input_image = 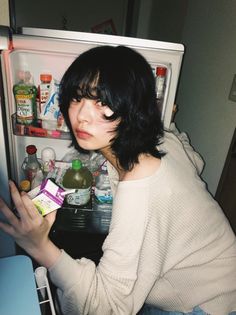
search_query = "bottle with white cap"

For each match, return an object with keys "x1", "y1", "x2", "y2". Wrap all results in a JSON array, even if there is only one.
[
  {"x1": 94, "y1": 163, "x2": 113, "y2": 211},
  {"x1": 41, "y1": 147, "x2": 56, "y2": 176}
]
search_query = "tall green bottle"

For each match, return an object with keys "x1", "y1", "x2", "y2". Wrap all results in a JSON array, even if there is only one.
[
  {"x1": 62, "y1": 159, "x2": 93, "y2": 206},
  {"x1": 13, "y1": 70, "x2": 37, "y2": 125}
]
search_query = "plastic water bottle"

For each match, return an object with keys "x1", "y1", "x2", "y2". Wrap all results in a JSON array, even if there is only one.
[
  {"x1": 62, "y1": 159, "x2": 93, "y2": 206},
  {"x1": 94, "y1": 164, "x2": 113, "y2": 211}
]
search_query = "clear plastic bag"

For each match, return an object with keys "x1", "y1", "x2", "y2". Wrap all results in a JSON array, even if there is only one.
[{"x1": 61, "y1": 149, "x2": 105, "y2": 173}]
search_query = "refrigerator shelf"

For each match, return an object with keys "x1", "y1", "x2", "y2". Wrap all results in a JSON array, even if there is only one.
[
  {"x1": 55, "y1": 202, "x2": 112, "y2": 234},
  {"x1": 35, "y1": 266, "x2": 57, "y2": 315},
  {"x1": 12, "y1": 113, "x2": 71, "y2": 140}
]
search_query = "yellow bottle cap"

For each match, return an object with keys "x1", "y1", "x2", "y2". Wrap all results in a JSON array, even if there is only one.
[{"x1": 19, "y1": 180, "x2": 31, "y2": 192}]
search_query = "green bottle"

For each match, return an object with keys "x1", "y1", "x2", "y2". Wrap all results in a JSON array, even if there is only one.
[
  {"x1": 13, "y1": 70, "x2": 37, "y2": 125},
  {"x1": 62, "y1": 159, "x2": 93, "y2": 206}
]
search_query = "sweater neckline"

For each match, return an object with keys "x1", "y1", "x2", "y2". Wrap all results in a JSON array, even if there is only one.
[{"x1": 116, "y1": 157, "x2": 165, "y2": 187}]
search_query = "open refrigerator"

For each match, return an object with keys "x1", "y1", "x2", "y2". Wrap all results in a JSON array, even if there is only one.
[
  {"x1": 0, "y1": 26, "x2": 184, "y2": 244},
  {"x1": 0, "y1": 26, "x2": 184, "y2": 314}
]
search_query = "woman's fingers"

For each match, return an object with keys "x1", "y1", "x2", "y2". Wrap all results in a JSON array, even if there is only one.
[
  {"x1": 0, "y1": 181, "x2": 57, "y2": 239},
  {"x1": 9, "y1": 180, "x2": 30, "y2": 221},
  {"x1": 0, "y1": 197, "x2": 19, "y2": 237},
  {"x1": 0, "y1": 197, "x2": 19, "y2": 227},
  {"x1": 9, "y1": 181, "x2": 40, "y2": 221},
  {"x1": 0, "y1": 220, "x2": 15, "y2": 236},
  {"x1": 45, "y1": 210, "x2": 57, "y2": 227},
  {"x1": 21, "y1": 192, "x2": 41, "y2": 220}
]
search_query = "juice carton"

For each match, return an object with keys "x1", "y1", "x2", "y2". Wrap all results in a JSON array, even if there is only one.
[{"x1": 27, "y1": 179, "x2": 75, "y2": 216}]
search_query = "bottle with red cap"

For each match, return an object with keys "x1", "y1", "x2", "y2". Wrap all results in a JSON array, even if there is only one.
[
  {"x1": 22, "y1": 145, "x2": 42, "y2": 185},
  {"x1": 155, "y1": 67, "x2": 167, "y2": 100},
  {"x1": 37, "y1": 73, "x2": 52, "y2": 118}
]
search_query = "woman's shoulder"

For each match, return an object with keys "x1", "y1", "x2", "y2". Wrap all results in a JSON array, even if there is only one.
[{"x1": 122, "y1": 155, "x2": 161, "y2": 182}]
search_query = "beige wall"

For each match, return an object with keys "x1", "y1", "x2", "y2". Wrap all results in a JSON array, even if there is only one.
[
  {"x1": 137, "y1": 0, "x2": 235, "y2": 196},
  {"x1": 175, "y1": 0, "x2": 236, "y2": 195},
  {"x1": 149, "y1": 0, "x2": 188, "y2": 43},
  {"x1": 136, "y1": 0, "x2": 187, "y2": 42},
  {"x1": 0, "y1": 0, "x2": 10, "y2": 26}
]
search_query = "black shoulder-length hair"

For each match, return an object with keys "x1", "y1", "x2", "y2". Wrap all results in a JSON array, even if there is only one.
[{"x1": 59, "y1": 45, "x2": 164, "y2": 171}]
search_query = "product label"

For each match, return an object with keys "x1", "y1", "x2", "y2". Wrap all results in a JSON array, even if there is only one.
[
  {"x1": 16, "y1": 94, "x2": 34, "y2": 123},
  {"x1": 66, "y1": 188, "x2": 91, "y2": 206},
  {"x1": 40, "y1": 83, "x2": 51, "y2": 104},
  {"x1": 14, "y1": 84, "x2": 37, "y2": 124},
  {"x1": 31, "y1": 179, "x2": 65, "y2": 216},
  {"x1": 156, "y1": 77, "x2": 165, "y2": 99},
  {"x1": 40, "y1": 80, "x2": 60, "y2": 121},
  {"x1": 33, "y1": 195, "x2": 61, "y2": 216},
  {"x1": 94, "y1": 188, "x2": 113, "y2": 203}
]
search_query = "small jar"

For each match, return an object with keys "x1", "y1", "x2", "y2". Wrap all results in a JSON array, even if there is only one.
[
  {"x1": 41, "y1": 147, "x2": 56, "y2": 175},
  {"x1": 19, "y1": 179, "x2": 31, "y2": 192}
]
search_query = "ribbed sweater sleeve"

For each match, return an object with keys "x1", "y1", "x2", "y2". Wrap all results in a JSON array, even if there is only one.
[{"x1": 49, "y1": 180, "x2": 152, "y2": 315}]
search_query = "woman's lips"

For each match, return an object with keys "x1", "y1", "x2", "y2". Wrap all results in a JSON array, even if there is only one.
[{"x1": 76, "y1": 129, "x2": 92, "y2": 139}]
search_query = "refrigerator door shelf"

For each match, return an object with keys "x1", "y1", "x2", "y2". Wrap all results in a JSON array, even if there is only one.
[
  {"x1": 12, "y1": 113, "x2": 71, "y2": 140},
  {"x1": 10, "y1": 28, "x2": 184, "y2": 130}
]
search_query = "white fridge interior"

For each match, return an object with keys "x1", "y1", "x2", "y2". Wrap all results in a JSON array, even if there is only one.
[{"x1": 1, "y1": 28, "x2": 184, "y2": 185}]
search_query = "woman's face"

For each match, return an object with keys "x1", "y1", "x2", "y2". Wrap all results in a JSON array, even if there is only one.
[{"x1": 68, "y1": 97, "x2": 119, "y2": 153}]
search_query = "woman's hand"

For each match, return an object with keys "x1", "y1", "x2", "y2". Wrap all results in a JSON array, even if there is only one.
[{"x1": 0, "y1": 180, "x2": 61, "y2": 267}]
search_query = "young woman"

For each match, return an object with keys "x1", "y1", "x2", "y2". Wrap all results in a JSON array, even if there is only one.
[{"x1": 0, "y1": 45, "x2": 236, "y2": 315}]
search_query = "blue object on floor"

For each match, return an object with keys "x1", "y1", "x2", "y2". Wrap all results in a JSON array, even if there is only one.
[{"x1": 0, "y1": 255, "x2": 41, "y2": 315}]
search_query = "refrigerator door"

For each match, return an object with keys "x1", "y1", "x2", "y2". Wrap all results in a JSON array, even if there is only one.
[
  {"x1": 1, "y1": 27, "x2": 184, "y2": 184},
  {"x1": 0, "y1": 26, "x2": 12, "y2": 205},
  {"x1": 0, "y1": 58, "x2": 16, "y2": 257},
  {"x1": 0, "y1": 67, "x2": 10, "y2": 205}
]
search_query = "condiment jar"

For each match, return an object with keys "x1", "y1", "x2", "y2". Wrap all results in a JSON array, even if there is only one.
[{"x1": 41, "y1": 147, "x2": 56, "y2": 175}]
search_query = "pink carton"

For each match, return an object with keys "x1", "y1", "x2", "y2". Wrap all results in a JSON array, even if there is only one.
[{"x1": 29, "y1": 179, "x2": 65, "y2": 216}]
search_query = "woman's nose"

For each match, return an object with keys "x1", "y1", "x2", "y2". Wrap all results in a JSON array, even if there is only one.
[{"x1": 76, "y1": 99, "x2": 91, "y2": 122}]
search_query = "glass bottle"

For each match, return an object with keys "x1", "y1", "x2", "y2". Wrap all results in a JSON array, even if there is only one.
[
  {"x1": 62, "y1": 159, "x2": 93, "y2": 206},
  {"x1": 22, "y1": 145, "x2": 42, "y2": 185}
]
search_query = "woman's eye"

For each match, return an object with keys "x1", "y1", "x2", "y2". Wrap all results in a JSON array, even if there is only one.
[
  {"x1": 96, "y1": 100, "x2": 104, "y2": 107},
  {"x1": 71, "y1": 97, "x2": 81, "y2": 103}
]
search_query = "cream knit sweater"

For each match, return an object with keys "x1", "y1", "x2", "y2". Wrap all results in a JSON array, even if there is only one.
[{"x1": 49, "y1": 129, "x2": 236, "y2": 315}]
